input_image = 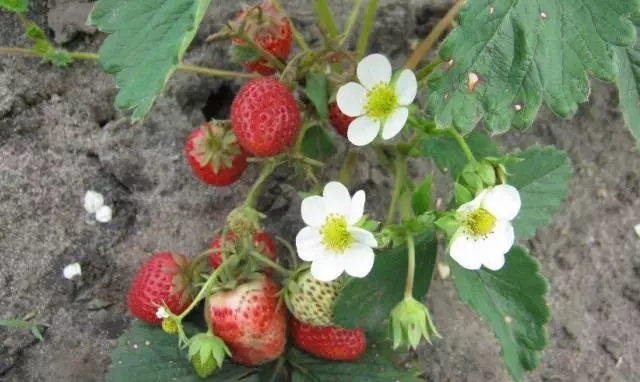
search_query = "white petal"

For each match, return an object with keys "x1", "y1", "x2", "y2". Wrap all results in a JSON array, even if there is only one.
[
  {"x1": 357, "y1": 53, "x2": 392, "y2": 89},
  {"x1": 296, "y1": 227, "x2": 324, "y2": 262},
  {"x1": 301, "y1": 195, "x2": 328, "y2": 227},
  {"x1": 311, "y1": 251, "x2": 345, "y2": 282},
  {"x1": 482, "y1": 252, "x2": 505, "y2": 271},
  {"x1": 347, "y1": 116, "x2": 381, "y2": 146},
  {"x1": 323, "y1": 181, "x2": 351, "y2": 215},
  {"x1": 457, "y1": 190, "x2": 487, "y2": 214},
  {"x1": 343, "y1": 244, "x2": 375, "y2": 278},
  {"x1": 449, "y1": 234, "x2": 482, "y2": 270},
  {"x1": 381, "y1": 107, "x2": 409, "y2": 140},
  {"x1": 482, "y1": 184, "x2": 521, "y2": 221},
  {"x1": 348, "y1": 190, "x2": 365, "y2": 224},
  {"x1": 155, "y1": 307, "x2": 170, "y2": 319},
  {"x1": 95, "y1": 205, "x2": 113, "y2": 223},
  {"x1": 337, "y1": 82, "x2": 367, "y2": 117},
  {"x1": 63, "y1": 262, "x2": 82, "y2": 279},
  {"x1": 395, "y1": 69, "x2": 417, "y2": 105},
  {"x1": 349, "y1": 227, "x2": 378, "y2": 248},
  {"x1": 83, "y1": 190, "x2": 104, "y2": 214},
  {"x1": 484, "y1": 220, "x2": 515, "y2": 256}
]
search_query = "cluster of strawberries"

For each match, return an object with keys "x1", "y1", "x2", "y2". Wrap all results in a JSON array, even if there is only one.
[
  {"x1": 126, "y1": 1, "x2": 363, "y2": 378},
  {"x1": 184, "y1": 3, "x2": 352, "y2": 187}
]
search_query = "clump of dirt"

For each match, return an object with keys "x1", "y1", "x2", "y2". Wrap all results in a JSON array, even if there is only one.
[{"x1": 1, "y1": 1, "x2": 639, "y2": 381}]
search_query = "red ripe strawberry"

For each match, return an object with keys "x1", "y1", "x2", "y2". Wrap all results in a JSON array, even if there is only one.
[
  {"x1": 231, "y1": 0, "x2": 292, "y2": 75},
  {"x1": 208, "y1": 275, "x2": 286, "y2": 366},
  {"x1": 231, "y1": 78, "x2": 300, "y2": 156},
  {"x1": 185, "y1": 122, "x2": 248, "y2": 186},
  {"x1": 209, "y1": 230, "x2": 277, "y2": 270},
  {"x1": 329, "y1": 101, "x2": 355, "y2": 138},
  {"x1": 127, "y1": 252, "x2": 193, "y2": 325},
  {"x1": 290, "y1": 317, "x2": 367, "y2": 361}
]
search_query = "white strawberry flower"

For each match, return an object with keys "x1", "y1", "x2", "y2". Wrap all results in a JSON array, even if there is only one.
[
  {"x1": 296, "y1": 182, "x2": 378, "y2": 282},
  {"x1": 449, "y1": 184, "x2": 521, "y2": 271},
  {"x1": 336, "y1": 53, "x2": 417, "y2": 146}
]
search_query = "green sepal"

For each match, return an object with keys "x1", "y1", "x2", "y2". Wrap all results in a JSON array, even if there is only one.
[
  {"x1": 453, "y1": 183, "x2": 473, "y2": 205},
  {"x1": 434, "y1": 213, "x2": 459, "y2": 238},
  {"x1": 305, "y1": 72, "x2": 329, "y2": 118},
  {"x1": 229, "y1": 44, "x2": 262, "y2": 63},
  {"x1": 389, "y1": 297, "x2": 439, "y2": 350}
]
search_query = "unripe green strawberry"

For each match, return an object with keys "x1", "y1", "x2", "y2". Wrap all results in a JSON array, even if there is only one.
[
  {"x1": 285, "y1": 269, "x2": 344, "y2": 326},
  {"x1": 161, "y1": 318, "x2": 178, "y2": 334},
  {"x1": 191, "y1": 353, "x2": 217, "y2": 378}
]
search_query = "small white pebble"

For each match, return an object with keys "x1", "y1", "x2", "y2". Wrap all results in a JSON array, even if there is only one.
[
  {"x1": 437, "y1": 262, "x2": 451, "y2": 279},
  {"x1": 83, "y1": 190, "x2": 104, "y2": 214},
  {"x1": 95, "y1": 205, "x2": 113, "y2": 223},
  {"x1": 63, "y1": 262, "x2": 82, "y2": 280},
  {"x1": 634, "y1": 224, "x2": 640, "y2": 238}
]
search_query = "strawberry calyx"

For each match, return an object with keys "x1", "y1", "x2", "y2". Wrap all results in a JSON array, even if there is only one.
[
  {"x1": 163, "y1": 253, "x2": 196, "y2": 308},
  {"x1": 190, "y1": 121, "x2": 244, "y2": 174},
  {"x1": 188, "y1": 331, "x2": 231, "y2": 377},
  {"x1": 234, "y1": 0, "x2": 285, "y2": 41}
]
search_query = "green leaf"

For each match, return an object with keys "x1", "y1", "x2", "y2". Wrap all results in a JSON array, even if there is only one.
[
  {"x1": 0, "y1": 0, "x2": 28, "y2": 12},
  {"x1": 229, "y1": 44, "x2": 262, "y2": 63},
  {"x1": 301, "y1": 125, "x2": 336, "y2": 161},
  {"x1": 450, "y1": 245, "x2": 549, "y2": 381},
  {"x1": 25, "y1": 23, "x2": 46, "y2": 41},
  {"x1": 420, "y1": 131, "x2": 501, "y2": 179},
  {"x1": 88, "y1": 0, "x2": 210, "y2": 121},
  {"x1": 411, "y1": 176, "x2": 432, "y2": 215},
  {"x1": 506, "y1": 145, "x2": 572, "y2": 240},
  {"x1": 614, "y1": 28, "x2": 640, "y2": 148},
  {"x1": 333, "y1": 232, "x2": 437, "y2": 334},
  {"x1": 426, "y1": 0, "x2": 640, "y2": 133},
  {"x1": 305, "y1": 73, "x2": 329, "y2": 118},
  {"x1": 288, "y1": 348, "x2": 420, "y2": 382},
  {"x1": 106, "y1": 321, "x2": 258, "y2": 381}
]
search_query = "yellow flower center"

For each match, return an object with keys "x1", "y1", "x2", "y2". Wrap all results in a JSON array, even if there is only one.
[
  {"x1": 465, "y1": 208, "x2": 496, "y2": 237},
  {"x1": 364, "y1": 82, "x2": 398, "y2": 119},
  {"x1": 320, "y1": 214, "x2": 353, "y2": 253}
]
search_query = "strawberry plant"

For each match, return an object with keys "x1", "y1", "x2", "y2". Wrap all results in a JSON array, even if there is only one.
[{"x1": 1, "y1": 0, "x2": 639, "y2": 380}]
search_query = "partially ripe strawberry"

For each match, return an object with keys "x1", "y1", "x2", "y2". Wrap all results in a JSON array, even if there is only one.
[
  {"x1": 285, "y1": 269, "x2": 344, "y2": 326},
  {"x1": 230, "y1": 0, "x2": 292, "y2": 75},
  {"x1": 208, "y1": 275, "x2": 287, "y2": 366},
  {"x1": 127, "y1": 252, "x2": 193, "y2": 325},
  {"x1": 329, "y1": 101, "x2": 355, "y2": 137},
  {"x1": 209, "y1": 230, "x2": 277, "y2": 270},
  {"x1": 185, "y1": 122, "x2": 248, "y2": 186},
  {"x1": 290, "y1": 317, "x2": 367, "y2": 361},
  {"x1": 231, "y1": 78, "x2": 300, "y2": 156}
]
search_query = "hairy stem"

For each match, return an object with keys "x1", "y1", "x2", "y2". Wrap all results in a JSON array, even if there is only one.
[
  {"x1": 178, "y1": 265, "x2": 227, "y2": 320},
  {"x1": 340, "y1": 0, "x2": 364, "y2": 45},
  {"x1": 447, "y1": 127, "x2": 476, "y2": 163},
  {"x1": 356, "y1": 0, "x2": 378, "y2": 58},
  {"x1": 404, "y1": 231, "x2": 416, "y2": 299},
  {"x1": 405, "y1": 0, "x2": 465, "y2": 70},
  {"x1": 235, "y1": 29, "x2": 286, "y2": 71},
  {"x1": 314, "y1": 0, "x2": 339, "y2": 39},
  {"x1": 385, "y1": 154, "x2": 407, "y2": 225},
  {"x1": 177, "y1": 64, "x2": 260, "y2": 79},
  {"x1": 270, "y1": 0, "x2": 311, "y2": 52},
  {"x1": 249, "y1": 250, "x2": 291, "y2": 276},
  {"x1": 416, "y1": 56, "x2": 443, "y2": 81},
  {"x1": 244, "y1": 159, "x2": 280, "y2": 208}
]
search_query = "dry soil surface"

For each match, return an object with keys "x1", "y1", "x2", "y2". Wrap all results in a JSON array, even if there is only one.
[{"x1": 1, "y1": 1, "x2": 639, "y2": 381}]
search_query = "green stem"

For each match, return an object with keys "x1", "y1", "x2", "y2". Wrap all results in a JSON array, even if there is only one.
[
  {"x1": 340, "y1": 0, "x2": 364, "y2": 45},
  {"x1": 447, "y1": 128, "x2": 476, "y2": 163},
  {"x1": 291, "y1": 154, "x2": 325, "y2": 168},
  {"x1": 244, "y1": 159, "x2": 280, "y2": 208},
  {"x1": 235, "y1": 28, "x2": 286, "y2": 72},
  {"x1": 385, "y1": 154, "x2": 407, "y2": 225},
  {"x1": 178, "y1": 265, "x2": 226, "y2": 320},
  {"x1": 404, "y1": 231, "x2": 416, "y2": 299},
  {"x1": 249, "y1": 250, "x2": 291, "y2": 276},
  {"x1": 405, "y1": 0, "x2": 465, "y2": 70},
  {"x1": 338, "y1": 149, "x2": 358, "y2": 186},
  {"x1": 275, "y1": 236, "x2": 298, "y2": 269},
  {"x1": 177, "y1": 64, "x2": 260, "y2": 79},
  {"x1": 314, "y1": 0, "x2": 339, "y2": 38},
  {"x1": 0, "y1": 48, "x2": 261, "y2": 79},
  {"x1": 270, "y1": 0, "x2": 311, "y2": 52},
  {"x1": 356, "y1": 0, "x2": 379, "y2": 58},
  {"x1": 416, "y1": 56, "x2": 443, "y2": 81}
]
